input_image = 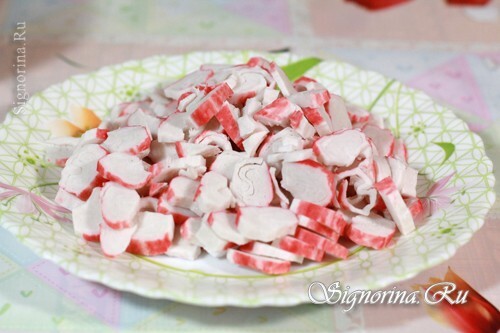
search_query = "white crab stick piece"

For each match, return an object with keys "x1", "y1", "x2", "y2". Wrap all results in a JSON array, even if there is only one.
[
  {"x1": 165, "y1": 176, "x2": 199, "y2": 209},
  {"x1": 374, "y1": 177, "x2": 415, "y2": 235},
  {"x1": 100, "y1": 222, "x2": 138, "y2": 257},
  {"x1": 101, "y1": 126, "x2": 151, "y2": 157},
  {"x1": 195, "y1": 218, "x2": 233, "y2": 257},
  {"x1": 362, "y1": 124, "x2": 395, "y2": 157},
  {"x1": 239, "y1": 242, "x2": 303, "y2": 263},
  {"x1": 313, "y1": 129, "x2": 370, "y2": 167},
  {"x1": 281, "y1": 160, "x2": 334, "y2": 206},
  {"x1": 158, "y1": 194, "x2": 199, "y2": 224},
  {"x1": 207, "y1": 211, "x2": 248, "y2": 245},
  {"x1": 72, "y1": 187, "x2": 103, "y2": 242},
  {"x1": 253, "y1": 97, "x2": 299, "y2": 127},
  {"x1": 289, "y1": 89, "x2": 330, "y2": 109},
  {"x1": 269, "y1": 62, "x2": 296, "y2": 96},
  {"x1": 347, "y1": 104, "x2": 370, "y2": 124},
  {"x1": 373, "y1": 156, "x2": 391, "y2": 182},
  {"x1": 215, "y1": 102, "x2": 243, "y2": 148},
  {"x1": 266, "y1": 149, "x2": 315, "y2": 167},
  {"x1": 346, "y1": 213, "x2": 396, "y2": 250},
  {"x1": 44, "y1": 137, "x2": 80, "y2": 167},
  {"x1": 269, "y1": 167, "x2": 290, "y2": 208},
  {"x1": 150, "y1": 155, "x2": 206, "y2": 182},
  {"x1": 209, "y1": 151, "x2": 247, "y2": 180},
  {"x1": 157, "y1": 112, "x2": 188, "y2": 143},
  {"x1": 186, "y1": 83, "x2": 233, "y2": 127},
  {"x1": 258, "y1": 128, "x2": 305, "y2": 158},
  {"x1": 193, "y1": 130, "x2": 233, "y2": 151},
  {"x1": 387, "y1": 157, "x2": 418, "y2": 197},
  {"x1": 59, "y1": 144, "x2": 108, "y2": 200},
  {"x1": 180, "y1": 217, "x2": 202, "y2": 245},
  {"x1": 164, "y1": 69, "x2": 213, "y2": 99},
  {"x1": 100, "y1": 182, "x2": 141, "y2": 229},
  {"x1": 148, "y1": 141, "x2": 178, "y2": 163},
  {"x1": 126, "y1": 212, "x2": 174, "y2": 256},
  {"x1": 193, "y1": 171, "x2": 235, "y2": 214},
  {"x1": 237, "y1": 115, "x2": 268, "y2": 140},
  {"x1": 230, "y1": 158, "x2": 274, "y2": 206},
  {"x1": 175, "y1": 142, "x2": 220, "y2": 158},
  {"x1": 289, "y1": 110, "x2": 316, "y2": 139},
  {"x1": 166, "y1": 227, "x2": 201, "y2": 260},
  {"x1": 77, "y1": 128, "x2": 109, "y2": 148},
  {"x1": 127, "y1": 109, "x2": 161, "y2": 138},
  {"x1": 230, "y1": 71, "x2": 268, "y2": 106},
  {"x1": 392, "y1": 138, "x2": 408, "y2": 162},
  {"x1": 328, "y1": 94, "x2": 352, "y2": 131},
  {"x1": 242, "y1": 131, "x2": 268, "y2": 157},
  {"x1": 290, "y1": 199, "x2": 346, "y2": 235},
  {"x1": 236, "y1": 206, "x2": 298, "y2": 242},
  {"x1": 227, "y1": 248, "x2": 291, "y2": 275},
  {"x1": 97, "y1": 152, "x2": 151, "y2": 189},
  {"x1": 273, "y1": 236, "x2": 324, "y2": 262},
  {"x1": 55, "y1": 188, "x2": 84, "y2": 211}
]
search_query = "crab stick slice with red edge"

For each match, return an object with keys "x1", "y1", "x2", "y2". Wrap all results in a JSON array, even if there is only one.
[
  {"x1": 362, "y1": 124, "x2": 395, "y2": 157},
  {"x1": 253, "y1": 97, "x2": 300, "y2": 127},
  {"x1": 312, "y1": 129, "x2": 370, "y2": 167},
  {"x1": 100, "y1": 222, "x2": 138, "y2": 258},
  {"x1": 207, "y1": 211, "x2": 248, "y2": 245},
  {"x1": 227, "y1": 248, "x2": 291, "y2": 275},
  {"x1": 97, "y1": 152, "x2": 151, "y2": 189},
  {"x1": 289, "y1": 110, "x2": 316, "y2": 139},
  {"x1": 297, "y1": 215, "x2": 340, "y2": 242},
  {"x1": 294, "y1": 227, "x2": 349, "y2": 259},
  {"x1": 239, "y1": 242, "x2": 303, "y2": 264},
  {"x1": 186, "y1": 83, "x2": 233, "y2": 127},
  {"x1": 55, "y1": 188, "x2": 84, "y2": 211},
  {"x1": 346, "y1": 213, "x2": 396, "y2": 250},
  {"x1": 273, "y1": 236, "x2": 325, "y2": 262},
  {"x1": 193, "y1": 171, "x2": 235, "y2": 214},
  {"x1": 101, "y1": 126, "x2": 151, "y2": 157},
  {"x1": 72, "y1": 187, "x2": 103, "y2": 242},
  {"x1": 328, "y1": 94, "x2": 352, "y2": 131},
  {"x1": 236, "y1": 206, "x2": 298, "y2": 242},
  {"x1": 157, "y1": 195, "x2": 199, "y2": 224},
  {"x1": 194, "y1": 218, "x2": 234, "y2": 257},
  {"x1": 269, "y1": 62, "x2": 296, "y2": 96},
  {"x1": 281, "y1": 159, "x2": 335, "y2": 207},
  {"x1": 163, "y1": 69, "x2": 213, "y2": 99},
  {"x1": 290, "y1": 199, "x2": 347, "y2": 235},
  {"x1": 100, "y1": 182, "x2": 141, "y2": 229},
  {"x1": 215, "y1": 101, "x2": 244, "y2": 148},
  {"x1": 374, "y1": 177, "x2": 415, "y2": 235},
  {"x1": 165, "y1": 176, "x2": 200, "y2": 209},
  {"x1": 126, "y1": 212, "x2": 174, "y2": 256},
  {"x1": 302, "y1": 106, "x2": 334, "y2": 137},
  {"x1": 59, "y1": 144, "x2": 108, "y2": 200}
]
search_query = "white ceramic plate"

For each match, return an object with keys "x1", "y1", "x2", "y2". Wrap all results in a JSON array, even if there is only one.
[{"x1": 0, "y1": 51, "x2": 495, "y2": 307}]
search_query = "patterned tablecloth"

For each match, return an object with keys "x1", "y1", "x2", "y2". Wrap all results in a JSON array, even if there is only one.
[{"x1": 0, "y1": 1, "x2": 499, "y2": 332}]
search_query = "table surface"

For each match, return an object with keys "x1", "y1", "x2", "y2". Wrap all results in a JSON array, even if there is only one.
[{"x1": 0, "y1": 0, "x2": 499, "y2": 332}]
